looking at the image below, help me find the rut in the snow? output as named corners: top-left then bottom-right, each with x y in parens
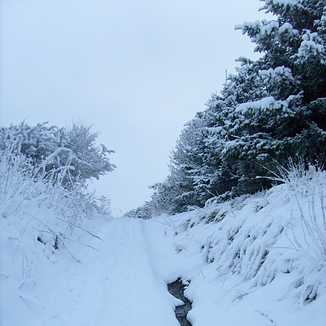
top-left (167, 279), bottom-right (192, 326)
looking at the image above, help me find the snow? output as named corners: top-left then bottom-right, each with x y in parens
top-left (234, 94), bottom-right (301, 116)
top-left (279, 22), bottom-right (298, 35)
top-left (235, 20), bottom-right (261, 33)
top-left (38, 217), bottom-right (180, 326)
top-left (261, 20), bottom-right (279, 35)
top-left (261, 66), bottom-right (294, 82)
top-left (271, 0), bottom-right (299, 5)
top-left (235, 96), bottom-right (277, 113)
top-left (0, 210), bottom-right (180, 326)
top-left (1, 170), bottom-right (326, 325)
top-left (145, 171), bottom-right (326, 325)
top-left (236, 19), bottom-right (280, 37)
top-left (297, 31), bottom-right (325, 62)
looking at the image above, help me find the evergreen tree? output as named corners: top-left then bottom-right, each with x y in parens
top-left (140, 0), bottom-right (326, 216)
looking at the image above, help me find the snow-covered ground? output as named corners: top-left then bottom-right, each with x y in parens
top-left (1, 169), bottom-right (326, 325)
top-left (1, 210), bottom-right (180, 326)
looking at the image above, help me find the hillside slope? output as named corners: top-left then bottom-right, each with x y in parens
top-left (1, 169), bottom-right (326, 325)
top-left (145, 169), bottom-right (326, 325)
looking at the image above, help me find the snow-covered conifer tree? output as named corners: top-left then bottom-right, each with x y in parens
top-left (140, 0), bottom-right (326, 214)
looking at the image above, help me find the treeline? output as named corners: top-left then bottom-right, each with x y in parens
top-left (128, 0), bottom-right (326, 218)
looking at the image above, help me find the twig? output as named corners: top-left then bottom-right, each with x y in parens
top-left (56, 216), bottom-right (102, 240)
top-left (39, 230), bottom-right (98, 251)
top-left (255, 311), bottom-right (276, 325)
top-left (60, 234), bottom-right (98, 251)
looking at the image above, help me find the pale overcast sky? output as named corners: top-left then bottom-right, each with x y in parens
top-left (1, 0), bottom-right (268, 215)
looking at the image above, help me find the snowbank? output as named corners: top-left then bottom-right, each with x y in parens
top-left (1, 168), bottom-right (326, 325)
top-left (145, 169), bottom-right (326, 325)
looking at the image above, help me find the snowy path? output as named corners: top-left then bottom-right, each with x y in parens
top-left (38, 217), bottom-right (178, 326)
top-left (3, 176), bottom-right (326, 326)
top-left (3, 173), bottom-right (326, 326)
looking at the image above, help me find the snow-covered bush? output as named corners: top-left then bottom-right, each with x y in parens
top-left (265, 162), bottom-right (326, 303)
top-left (0, 122), bottom-right (116, 189)
top-left (0, 148), bottom-right (111, 223)
top-left (160, 165), bottom-right (326, 306)
top-left (0, 144), bottom-right (112, 325)
top-left (0, 122), bottom-right (114, 264)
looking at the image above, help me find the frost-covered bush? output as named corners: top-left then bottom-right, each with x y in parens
top-left (160, 166), bottom-right (326, 305)
top-left (0, 125), bottom-right (113, 283)
top-left (0, 143), bottom-right (112, 324)
top-left (0, 122), bottom-right (116, 189)
top-left (0, 122), bottom-right (114, 242)
top-left (0, 151), bottom-right (111, 224)
top-left (269, 163), bottom-right (326, 299)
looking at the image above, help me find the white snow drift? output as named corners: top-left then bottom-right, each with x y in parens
top-left (1, 166), bottom-right (326, 325)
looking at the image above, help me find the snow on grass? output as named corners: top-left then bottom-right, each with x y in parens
top-left (1, 162), bottom-right (326, 325)
top-left (0, 203), bottom-right (180, 325)
top-left (145, 168), bottom-right (326, 325)
top-left (0, 153), bottom-right (179, 325)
